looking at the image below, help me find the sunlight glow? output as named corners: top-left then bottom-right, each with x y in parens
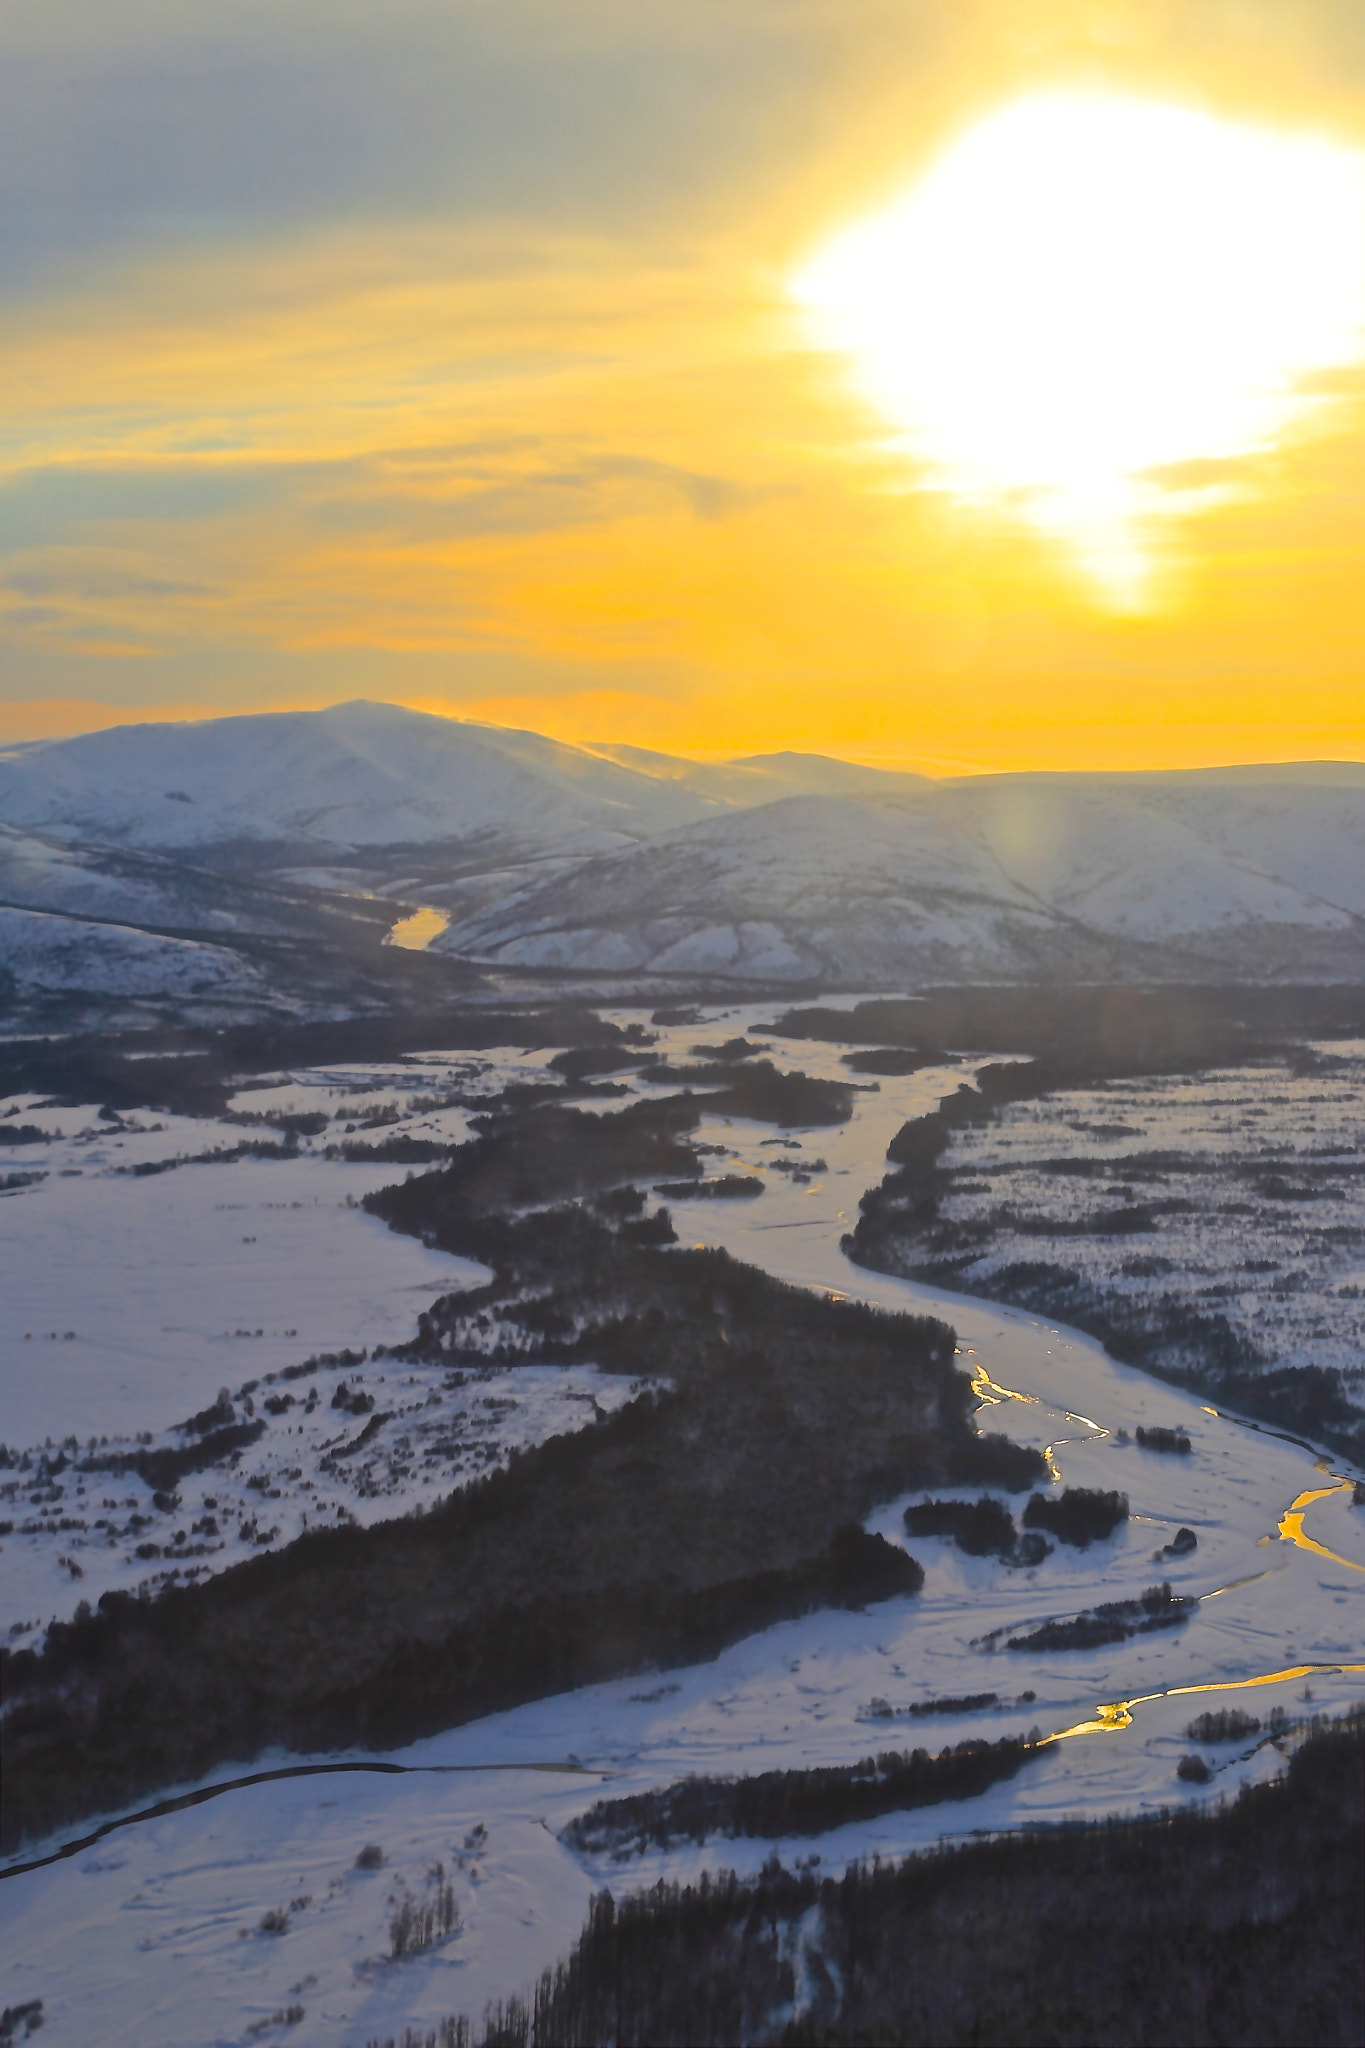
top-left (793, 94), bottom-right (1365, 600)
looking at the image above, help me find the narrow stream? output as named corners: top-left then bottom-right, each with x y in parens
top-left (1052, 1658), bottom-right (1365, 1743)
top-left (1278, 1476), bottom-right (1365, 1571)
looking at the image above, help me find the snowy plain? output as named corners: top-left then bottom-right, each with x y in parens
top-left (0, 1048), bottom-right (652, 1638)
top-left (915, 1049), bottom-right (1365, 1385)
top-left (0, 1002), bottom-right (1362, 2047)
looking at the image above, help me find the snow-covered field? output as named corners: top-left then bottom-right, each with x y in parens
top-left (1, 1004), bottom-right (1363, 2046)
top-left (911, 1049), bottom-right (1365, 1390)
top-left (0, 1049), bottom-right (644, 1639)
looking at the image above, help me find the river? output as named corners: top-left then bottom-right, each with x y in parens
top-left (1, 1001), bottom-right (1361, 2045)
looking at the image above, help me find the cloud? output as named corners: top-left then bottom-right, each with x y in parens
top-left (1138, 453), bottom-right (1265, 492)
top-left (310, 453), bottom-right (764, 540)
top-left (0, 463), bottom-right (280, 547)
top-left (0, 0), bottom-right (859, 294)
top-left (0, 445), bottom-right (762, 564)
top-left (4, 2), bottom-right (1365, 766)
top-left (0, 550), bottom-right (213, 602)
top-left (6, 0), bottom-right (1365, 302)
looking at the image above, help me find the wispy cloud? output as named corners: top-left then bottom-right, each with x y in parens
top-left (2, 1), bottom-right (1365, 765)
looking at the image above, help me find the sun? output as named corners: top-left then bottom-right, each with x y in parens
top-left (792, 93), bottom-right (1365, 602)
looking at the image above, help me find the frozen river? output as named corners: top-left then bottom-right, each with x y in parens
top-left (1, 1001), bottom-right (1362, 2046)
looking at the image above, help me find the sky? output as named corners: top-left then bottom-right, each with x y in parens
top-left (5, 0), bottom-right (1365, 771)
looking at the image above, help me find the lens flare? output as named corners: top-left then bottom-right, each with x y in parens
top-left (793, 94), bottom-right (1365, 601)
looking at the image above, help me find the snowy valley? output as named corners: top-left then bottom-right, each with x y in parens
top-left (1, 1002), bottom-right (1362, 2046)
top-left (1, 706), bottom-right (1363, 1020)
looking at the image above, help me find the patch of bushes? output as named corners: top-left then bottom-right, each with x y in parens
top-left (654, 1176), bottom-right (764, 1200)
top-left (390, 1868), bottom-right (459, 1957)
top-left (866, 1692), bottom-right (1000, 1722)
top-left (1136, 1425), bottom-right (1192, 1454)
top-left (78, 1420), bottom-right (265, 1494)
top-left (1006, 1581), bottom-right (1192, 1652)
top-left (1187, 1708), bottom-right (1261, 1743)
top-left (903, 1497), bottom-right (1018, 1558)
top-left (689, 1038), bottom-right (764, 1064)
top-left (330, 1135), bottom-right (454, 1164)
top-left (563, 1734), bottom-right (1038, 1856)
top-left (0, 2001), bottom-right (44, 2042)
top-left (178, 1389), bottom-right (235, 1436)
top-left (406, 1712), bottom-right (1365, 2048)
top-left (841, 1048), bottom-right (930, 1075)
top-left (637, 1061), bottom-right (854, 1128)
top-left (1022, 1487), bottom-right (1128, 1548)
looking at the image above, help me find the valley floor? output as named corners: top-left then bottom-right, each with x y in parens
top-left (1, 1003), bottom-right (1363, 2045)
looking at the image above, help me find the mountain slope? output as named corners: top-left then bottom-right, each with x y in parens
top-left (0, 823), bottom-right (400, 942)
top-left (0, 905), bottom-right (269, 1008)
top-left (0, 702), bottom-right (721, 860)
top-left (437, 777), bottom-right (1365, 985)
top-left (583, 743), bottom-right (932, 806)
top-left (2, 706), bottom-right (1362, 998)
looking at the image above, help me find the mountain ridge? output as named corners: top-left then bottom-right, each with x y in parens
top-left (436, 778), bottom-right (1365, 985)
top-left (1, 700), bottom-right (1362, 1004)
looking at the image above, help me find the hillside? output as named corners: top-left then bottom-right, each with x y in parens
top-left (1, 707), bottom-right (1362, 1007)
top-left (438, 771), bottom-right (1365, 984)
top-left (0, 702), bottom-right (724, 862)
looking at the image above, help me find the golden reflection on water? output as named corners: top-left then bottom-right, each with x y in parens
top-left (957, 1350), bottom-right (1365, 1754)
top-left (1048, 1661), bottom-right (1365, 1745)
top-left (1277, 1477), bottom-right (1365, 1574)
top-left (967, 1355), bottom-right (1035, 1407)
top-left (383, 906), bottom-right (451, 951)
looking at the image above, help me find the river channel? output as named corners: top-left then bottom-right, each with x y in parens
top-left (1, 1003), bottom-right (1362, 2044)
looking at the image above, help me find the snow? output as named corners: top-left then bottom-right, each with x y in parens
top-left (0, 1130), bottom-right (469, 1444)
top-left (0, 906), bottom-right (268, 1002)
top-left (0, 1048), bottom-right (661, 1634)
top-left (1, 1005), bottom-right (1363, 2045)
top-left (0, 826), bottom-right (238, 933)
top-left (0, 703), bottom-right (722, 857)
top-left (0, 1352), bottom-right (651, 1646)
top-left (0, 1770), bottom-right (599, 2048)
top-left (438, 776), bottom-right (1365, 983)
top-left (6, 710), bottom-right (1363, 1004)
top-left (955, 777), bottom-right (1354, 936)
top-left (918, 1048), bottom-right (1365, 1394)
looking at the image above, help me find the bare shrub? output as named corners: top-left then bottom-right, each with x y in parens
top-left (1186, 1708), bottom-right (1260, 1743)
top-left (389, 1868), bottom-right (459, 1958)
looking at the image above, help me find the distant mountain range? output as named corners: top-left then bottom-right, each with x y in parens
top-left (0, 701), bottom-right (927, 861)
top-left (0, 699), bottom-right (1362, 1011)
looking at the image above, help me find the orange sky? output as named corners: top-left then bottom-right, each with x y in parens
top-left (4, 0), bottom-right (1365, 770)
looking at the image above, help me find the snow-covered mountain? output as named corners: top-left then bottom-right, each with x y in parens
top-left (0, 702), bottom-right (723, 860)
top-left (583, 743), bottom-right (932, 806)
top-left (1, 701), bottom-right (1361, 1000)
top-left (438, 772), bottom-right (1365, 985)
top-left (0, 905), bottom-right (268, 1008)
top-left (0, 704), bottom-right (944, 868)
top-left (0, 822), bottom-right (383, 939)
top-left (0, 702), bottom-right (934, 858)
